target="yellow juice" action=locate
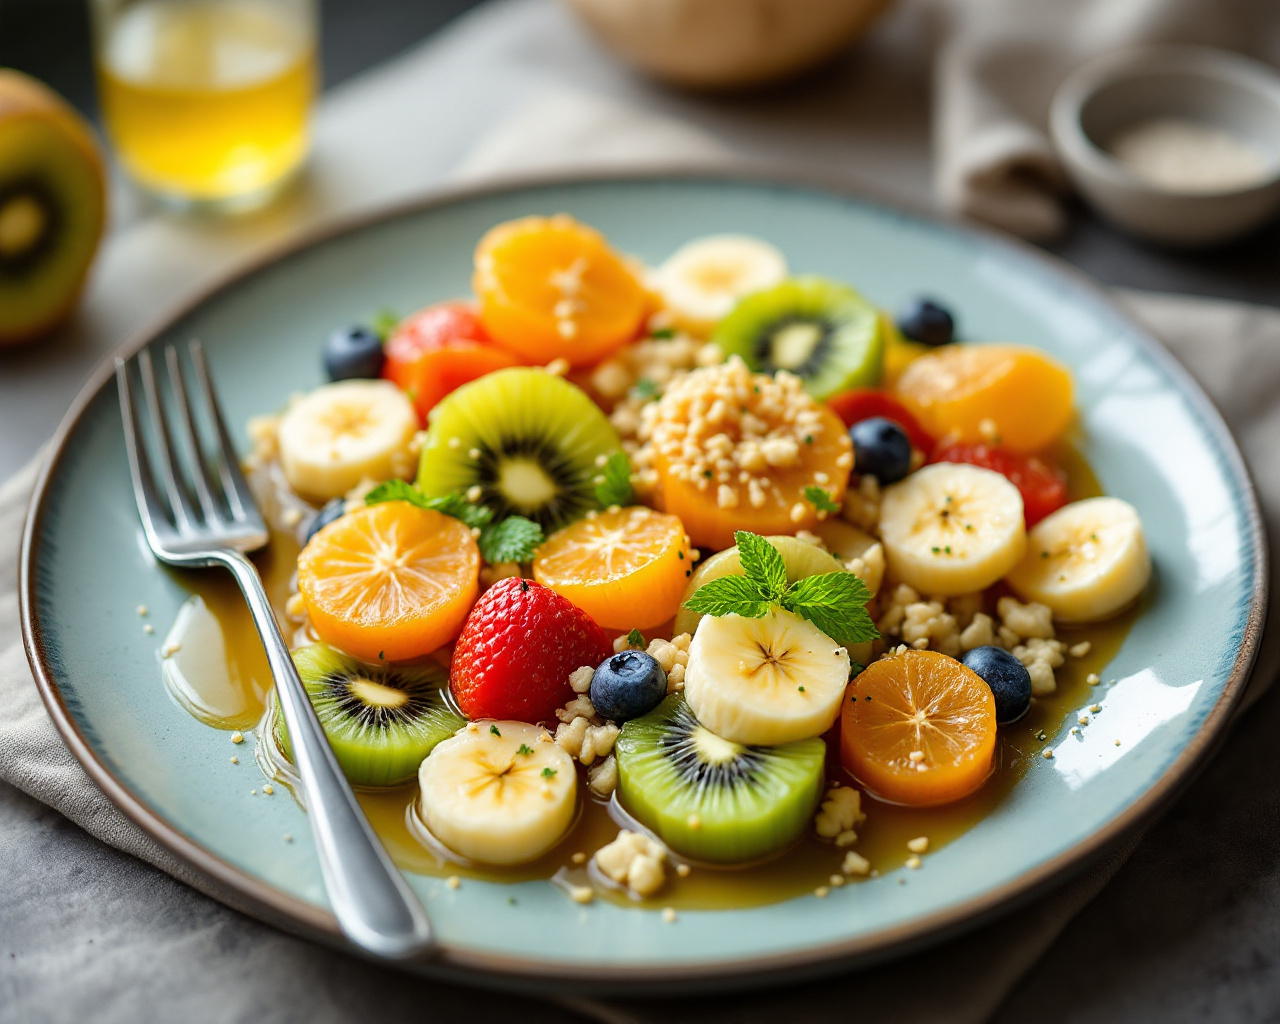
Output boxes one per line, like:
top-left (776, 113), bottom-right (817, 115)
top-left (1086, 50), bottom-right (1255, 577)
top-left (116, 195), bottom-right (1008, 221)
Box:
top-left (96, 0), bottom-right (316, 204)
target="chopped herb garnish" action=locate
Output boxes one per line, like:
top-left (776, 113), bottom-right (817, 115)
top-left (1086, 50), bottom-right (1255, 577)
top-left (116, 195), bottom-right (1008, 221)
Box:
top-left (370, 309), bottom-right (400, 341)
top-left (490, 725), bottom-right (501, 736)
top-left (650, 326), bottom-right (676, 339)
top-left (367, 480), bottom-right (542, 562)
top-left (541, 767), bottom-right (557, 778)
top-left (516, 744), bottom-right (534, 755)
top-left (594, 451), bottom-right (633, 507)
top-left (627, 627), bottom-right (646, 648)
top-left (631, 378), bottom-right (660, 401)
top-left (804, 486), bottom-right (840, 514)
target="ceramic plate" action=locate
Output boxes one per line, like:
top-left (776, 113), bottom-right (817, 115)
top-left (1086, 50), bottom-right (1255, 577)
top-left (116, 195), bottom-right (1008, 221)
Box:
top-left (21, 173), bottom-right (1267, 992)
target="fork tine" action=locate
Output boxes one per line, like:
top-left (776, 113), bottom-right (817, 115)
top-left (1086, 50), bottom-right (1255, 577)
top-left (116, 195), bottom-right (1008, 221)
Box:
top-left (137, 347), bottom-right (197, 530)
top-left (188, 339), bottom-right (258, 523)
top-left (164, 345), bottom-right (222, 523)
top-left (116, 358), bottom-right (177, 538)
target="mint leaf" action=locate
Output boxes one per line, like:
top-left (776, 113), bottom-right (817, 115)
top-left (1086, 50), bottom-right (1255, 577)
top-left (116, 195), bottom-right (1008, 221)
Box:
top-left (366, 481), bottom-right (493, 530)
top-left (627, 628), bottom-right (645, 648)
top-left (682, 575), bottom-right (770, 619)
top-left (371, 309), bottom-right (400, 341)
top-left (804, 486), bottom-right (840, 514)
top-left (782, 572), bottom-right (879, 649)
top-left (478, 516), bottom-right (544, 564)
top-left (650, 327), bottom-right (676, 340)
top-left (735, 531), bottom-right (788, 602)
top-left (594, 452), bottom-right (633, 508)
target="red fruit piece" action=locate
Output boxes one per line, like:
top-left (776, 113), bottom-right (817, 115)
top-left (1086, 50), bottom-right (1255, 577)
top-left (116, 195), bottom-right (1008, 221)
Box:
top-left (931, 442), bottom-right (1068, 527)
top-left (450, 577), bottom-right (612, 724)
top-left (826, 388), bottom-right (934, 453)
top-left (383, 302), bottom-right (522, 423)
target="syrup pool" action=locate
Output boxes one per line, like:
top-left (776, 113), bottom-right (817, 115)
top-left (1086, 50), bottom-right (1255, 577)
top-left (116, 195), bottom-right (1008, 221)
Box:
top-left (156, 441), bottom-right (1134, 909)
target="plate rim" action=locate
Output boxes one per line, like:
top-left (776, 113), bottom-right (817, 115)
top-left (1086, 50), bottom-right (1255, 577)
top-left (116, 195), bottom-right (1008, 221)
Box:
top-left (19, 165), bottom-right (1269, 989)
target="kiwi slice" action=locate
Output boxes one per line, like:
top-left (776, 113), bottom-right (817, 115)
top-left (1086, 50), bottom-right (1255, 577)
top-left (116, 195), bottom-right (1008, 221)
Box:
top-left (0, 71), bottom-right (106, 346)
top-left (416, 368), bottom-right (622, 533)
top-left (712, 276), bottom-right (883, 400)
top-left (275, 643), bottom-right (465, 787)
top-left (615, 694), bottom-right (825, 864)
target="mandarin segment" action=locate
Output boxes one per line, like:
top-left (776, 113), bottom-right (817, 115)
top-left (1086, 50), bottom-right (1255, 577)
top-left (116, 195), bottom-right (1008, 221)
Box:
top-left (641, 358), bottom-right (853, 550)
top-left (893, 344), bottom-right (1074, 453)
top-left (840, 650), bottom-right (996, 806)
top-left (532, 506), bottom-right (691, 630)
top-left (473, 215), bottom-right (646, 367)
top-left (297, 502), bottom-right (480, 663)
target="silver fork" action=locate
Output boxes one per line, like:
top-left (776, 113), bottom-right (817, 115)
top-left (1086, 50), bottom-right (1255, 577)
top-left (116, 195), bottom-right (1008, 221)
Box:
top-left (116, 340), bottom-right (433, 960)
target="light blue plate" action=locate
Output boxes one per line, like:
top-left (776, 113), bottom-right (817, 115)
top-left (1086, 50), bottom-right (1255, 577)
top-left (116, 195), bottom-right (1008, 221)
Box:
top-left (21, 173), bottom-right (1267, 992)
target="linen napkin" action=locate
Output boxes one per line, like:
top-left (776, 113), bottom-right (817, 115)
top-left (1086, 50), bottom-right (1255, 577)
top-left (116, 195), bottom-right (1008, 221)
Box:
top-left (1, 28), bottom-right (1277, 1024)
top-left (933, 0), bottom-right (1280, 238)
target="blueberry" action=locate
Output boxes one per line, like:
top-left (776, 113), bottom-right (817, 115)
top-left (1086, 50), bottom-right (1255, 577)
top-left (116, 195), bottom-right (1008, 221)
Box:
top-left (324, 325), bottom-right (384, 380)
top-left (849, 417), bottom-right (912, 483)
top-left (589, 651), bottom-right (667, 722)
top-left (962, 646), bottom-right (1032, 725)
top-left (304, 498), bottom-right (346, 545)
top-left (897, 298), bottom-right (955, 347)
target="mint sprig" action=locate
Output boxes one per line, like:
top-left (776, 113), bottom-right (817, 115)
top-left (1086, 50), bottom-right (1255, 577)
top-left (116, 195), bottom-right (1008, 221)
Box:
top-left (804, 485), bottom-right (840, 514)
top-left (683, 530), bottom-right (878, 649)
top-left (478, 515), bottom-right (543, 564)
top-left (365, 480), bottom-right (544, 563)
top-left (594, 451), bottom-right (633, 508)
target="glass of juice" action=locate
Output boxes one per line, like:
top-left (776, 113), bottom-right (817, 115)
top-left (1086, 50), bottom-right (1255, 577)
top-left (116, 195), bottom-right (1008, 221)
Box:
top-left (90, 0), bottom-right (317, 212)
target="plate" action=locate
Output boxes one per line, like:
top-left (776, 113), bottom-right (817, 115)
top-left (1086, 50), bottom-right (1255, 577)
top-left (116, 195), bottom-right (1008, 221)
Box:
top-left (20, 172), bottom-right (1267, 991)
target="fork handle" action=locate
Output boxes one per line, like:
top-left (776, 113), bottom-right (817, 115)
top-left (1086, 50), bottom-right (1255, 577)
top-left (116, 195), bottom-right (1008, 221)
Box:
top-left (219, 551), bottom-right (434, 960)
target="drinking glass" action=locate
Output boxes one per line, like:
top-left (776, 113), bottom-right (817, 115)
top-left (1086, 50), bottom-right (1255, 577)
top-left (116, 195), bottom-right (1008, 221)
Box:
top-left (90, 0), bottom-right (318, 212)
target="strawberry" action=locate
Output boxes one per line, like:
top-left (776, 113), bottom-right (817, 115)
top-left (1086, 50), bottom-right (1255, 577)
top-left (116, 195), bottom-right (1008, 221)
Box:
top-left (450, 577), bottom-right (612, 724)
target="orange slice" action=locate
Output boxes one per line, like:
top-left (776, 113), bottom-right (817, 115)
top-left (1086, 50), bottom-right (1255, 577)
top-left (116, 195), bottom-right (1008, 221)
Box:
top-left (297, 502), bottom-right (480, 663)
top-left (532, 506), bottom-right (691, 630)
top-left (473, 215), bottom-right (646, 368)
top-left (646, 360), bottom-right (853, 551)
top-left (893, 344), bottom-right (1074, 453)
top-left (840, 650), bottom-right (996, 806)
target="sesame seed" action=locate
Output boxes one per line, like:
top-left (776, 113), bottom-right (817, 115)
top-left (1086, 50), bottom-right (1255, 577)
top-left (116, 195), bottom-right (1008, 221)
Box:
top-left (468, 447), bottom-right (482, 460)
top-left (231, 732), bottom-right (244, 744)
top-left (662, 908), bottom-right (677, 923)
top-left (284, 834), bottom-right (293, 842)
top-left (1087, 673), bottom-right (1100, 685)
top-left (1078, 715), bottom-right (1090, 726)
top-left (136, 605), bottom-right (148, 617)
top-left (262, 784), bottom-right (274, 795)
top-left (143, 624), bottom-right (154, 634)
top-left (1042, 749), bottom-right (1054, 759)
top-left (571, 852), bottom-right (586, 865)
top-left (569, 886), bottom-right (594, 905)
top-left (676, 863), bottom-right (691, 878)
top-left (1115, 739), bottom-right (1122, 747)
top-left (907, 836), bottom-right (929, 854)
top-left (814, 886), bottom-right (830, 898)
top-left (229, 756), bottom-right (239, 764)
top-left (1090, 704), bottom-right (1102, 713)
top-left (1069, 641), bottom-right (1092, 658)
top-left (906, 856), bottom-right (921, 870)
top-left (446, 876), bottom-right (461, 890)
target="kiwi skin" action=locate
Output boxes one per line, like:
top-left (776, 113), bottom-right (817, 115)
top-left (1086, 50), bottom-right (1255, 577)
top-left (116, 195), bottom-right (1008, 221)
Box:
top-left (615, 695), bottom-right (826, 864)
top-left (275, 643), bottom-right (465, 787)
top-left (416, 367), bottom-right (623, 533)
top-left (0, 70), bottom-right (105, 346)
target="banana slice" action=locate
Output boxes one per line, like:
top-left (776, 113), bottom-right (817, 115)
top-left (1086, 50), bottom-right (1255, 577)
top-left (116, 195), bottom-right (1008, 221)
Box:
top-left (277, 380), bottom-right (418, 502)
top-left (879, 463), bottom-right (1026, 596)
top-left (417, 721), bottom-right (576, 866)
top-left (651, 234), bottom-right (788, 333)
top-left (684, 608), bottom-right (850, 746)
top-left (1006, 497), bottom-right (1150, 623)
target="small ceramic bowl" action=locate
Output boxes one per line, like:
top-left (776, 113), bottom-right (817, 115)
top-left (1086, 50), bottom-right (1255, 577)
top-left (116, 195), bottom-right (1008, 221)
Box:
top-left (1050, 46), bottom-right (1280, 247)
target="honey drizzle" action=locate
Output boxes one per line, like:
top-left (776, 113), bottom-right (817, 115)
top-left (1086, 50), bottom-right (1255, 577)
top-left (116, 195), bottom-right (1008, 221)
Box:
top-left (162, 442), bottom-right (1133, 908)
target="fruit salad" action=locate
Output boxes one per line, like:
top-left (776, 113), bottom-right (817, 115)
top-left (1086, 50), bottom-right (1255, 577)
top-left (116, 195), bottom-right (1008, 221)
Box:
top-left (199, 216), bottom-right (1153, 907)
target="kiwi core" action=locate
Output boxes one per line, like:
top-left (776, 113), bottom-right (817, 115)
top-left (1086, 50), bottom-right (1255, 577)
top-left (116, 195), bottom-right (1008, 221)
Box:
top-left (497, 457), bottom-right (558, 511)
top-left (690, 725), bottom-right (744, 766)
top-left (0, 193), bottom-right (45, 258)
top-left (768, 320), bottom-right (826, 371)
top-left (347, 677), bottom-right (410, 710)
